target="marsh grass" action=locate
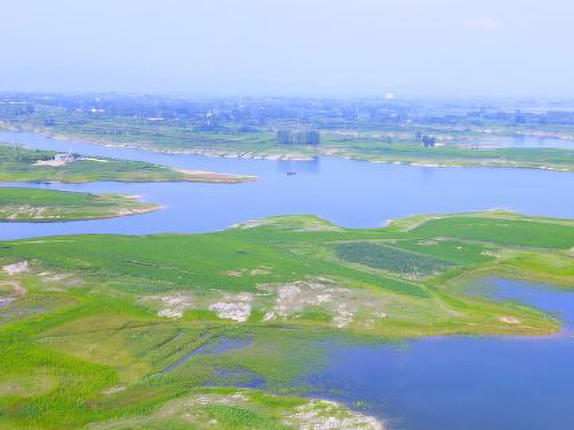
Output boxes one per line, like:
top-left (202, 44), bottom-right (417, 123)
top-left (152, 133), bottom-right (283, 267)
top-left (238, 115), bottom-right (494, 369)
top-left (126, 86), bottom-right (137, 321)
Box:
top-left (0, 212), bottom-right (572, 428)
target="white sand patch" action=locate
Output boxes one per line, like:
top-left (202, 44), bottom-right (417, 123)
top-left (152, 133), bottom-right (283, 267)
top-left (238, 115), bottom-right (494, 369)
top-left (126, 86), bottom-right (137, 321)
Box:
top-left (481, 250), bottom-right (502, 258)
top-left (250, 266), bottom-right (272, 275)
top-left (186, 393), bottom-right (248, 407)
top-left (33, 160), bottom-right (66, 166)
top-left (257, 278), bottom-right (392, 329)
top-left (101, 386), bottom-right (126, 395)
top-left (83, 157), bottom-right (108, 163)
top-left (333, 304), bottom-right (355, 328)
top-left (222, 266), bottom-right (273, 277)
top-left (259, 279), bottom-right (360, 327)
top-left (284, 399), bottom-right (384, 430)
top-left (223, 270), bottom-right (243, 277)
top-left (229, 219), bottom-right (265, 229)
top-left (116, 206), bottom-right (158, 216)
top-left (152, 293), bottom-right (194, 319)
top-left (2, 205), bottom-right (47, 220)
top-left (3, 261), bottom-right (30, 276)
top-left (174, 168), bottom-right (256, 182)
top-left (41, 272), bottom-right (69, 282)
top-left (36, 271), bottom-right (84, 288)
top-left (86, 390), bottom-right (385, 430)
top-left (500, 316), bottom-right (521, 324)
top-left (209, 293), bottom-right (253, 322)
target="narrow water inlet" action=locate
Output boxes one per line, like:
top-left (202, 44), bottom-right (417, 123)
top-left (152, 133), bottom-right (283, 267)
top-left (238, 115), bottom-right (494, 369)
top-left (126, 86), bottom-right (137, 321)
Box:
top-left (162, 337), bottom-right (252, 374)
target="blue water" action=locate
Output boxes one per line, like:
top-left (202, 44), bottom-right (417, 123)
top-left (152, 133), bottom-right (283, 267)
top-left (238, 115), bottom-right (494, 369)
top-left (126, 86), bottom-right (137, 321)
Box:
top-left (1, 131), bottom-right (573, 240)
top-left (310, 280), bottom-right (574, 430)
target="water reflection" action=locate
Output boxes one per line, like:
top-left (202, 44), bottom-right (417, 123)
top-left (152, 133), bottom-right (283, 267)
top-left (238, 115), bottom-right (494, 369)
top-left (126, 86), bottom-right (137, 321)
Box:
top-left (277, 158), bottom-right (321, 175)
top-left (417, 166), bottom-right (435, 183)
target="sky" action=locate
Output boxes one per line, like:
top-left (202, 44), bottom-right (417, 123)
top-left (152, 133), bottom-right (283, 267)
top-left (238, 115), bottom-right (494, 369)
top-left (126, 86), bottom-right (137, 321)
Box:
top-left (1, 0), bottom-right (573, 97)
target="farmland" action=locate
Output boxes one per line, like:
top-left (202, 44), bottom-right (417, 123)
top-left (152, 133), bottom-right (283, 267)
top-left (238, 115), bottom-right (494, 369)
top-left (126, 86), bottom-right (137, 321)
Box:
top-left (0, 211), bottom-right (573, 429)
top-left (334, 242), bottom-right (455, 278)
top-left (0, 188), bottom-right (160, 221)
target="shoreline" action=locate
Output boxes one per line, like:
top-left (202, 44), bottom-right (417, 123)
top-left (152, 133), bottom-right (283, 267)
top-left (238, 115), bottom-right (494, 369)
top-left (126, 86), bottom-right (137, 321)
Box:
top-left (0, 189), bottom-right (163, 222)
top-left (0, 133), bottom-right (259, 183)
top-left (0, 204), bottom-right (163, 223)
top-left (5, 126), bottom-right (574, 173)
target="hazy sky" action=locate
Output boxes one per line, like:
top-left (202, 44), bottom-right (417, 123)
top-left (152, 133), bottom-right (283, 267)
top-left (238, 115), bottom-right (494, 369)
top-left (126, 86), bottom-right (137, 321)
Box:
top-left (2, 0), bottom-right (573, 97)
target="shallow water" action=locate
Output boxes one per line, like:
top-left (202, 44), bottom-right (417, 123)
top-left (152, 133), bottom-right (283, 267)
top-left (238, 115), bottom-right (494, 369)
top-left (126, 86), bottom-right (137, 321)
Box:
top-left (163, 337), bottom-right (252, 374)
top-left (310, 280), bottom-right (574, 430)
top-left (1, 131), bottom-right (574, 240)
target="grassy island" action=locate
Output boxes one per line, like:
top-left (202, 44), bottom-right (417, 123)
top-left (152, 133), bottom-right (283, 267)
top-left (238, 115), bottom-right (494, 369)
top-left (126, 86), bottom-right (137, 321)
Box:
top-left (0, 143), bottom-right (256, 184)
top-left (0, 211), bottom-right (573, 429)
top-left (0, 188), bottom-right (160, 222)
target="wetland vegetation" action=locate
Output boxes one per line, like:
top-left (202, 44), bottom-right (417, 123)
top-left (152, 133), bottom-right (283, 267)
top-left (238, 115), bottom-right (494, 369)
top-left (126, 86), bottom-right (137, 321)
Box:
top-left (1, 211), bottom-right (573, 429)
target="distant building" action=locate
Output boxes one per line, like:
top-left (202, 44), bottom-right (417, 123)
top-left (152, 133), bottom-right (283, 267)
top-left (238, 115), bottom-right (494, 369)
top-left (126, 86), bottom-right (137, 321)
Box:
top-left (54, 153), bottom-right (78, 163)
top-left (34, 153), bottom-right (80, 167)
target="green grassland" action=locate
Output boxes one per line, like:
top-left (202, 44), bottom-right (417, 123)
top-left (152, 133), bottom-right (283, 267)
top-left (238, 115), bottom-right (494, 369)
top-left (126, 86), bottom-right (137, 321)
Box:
top-left (1, 211), bottom-right (574, 429)
top-left (0, 188), bottom-right (160, 222)
top-left (0, 143), bottom-right (256, 183)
